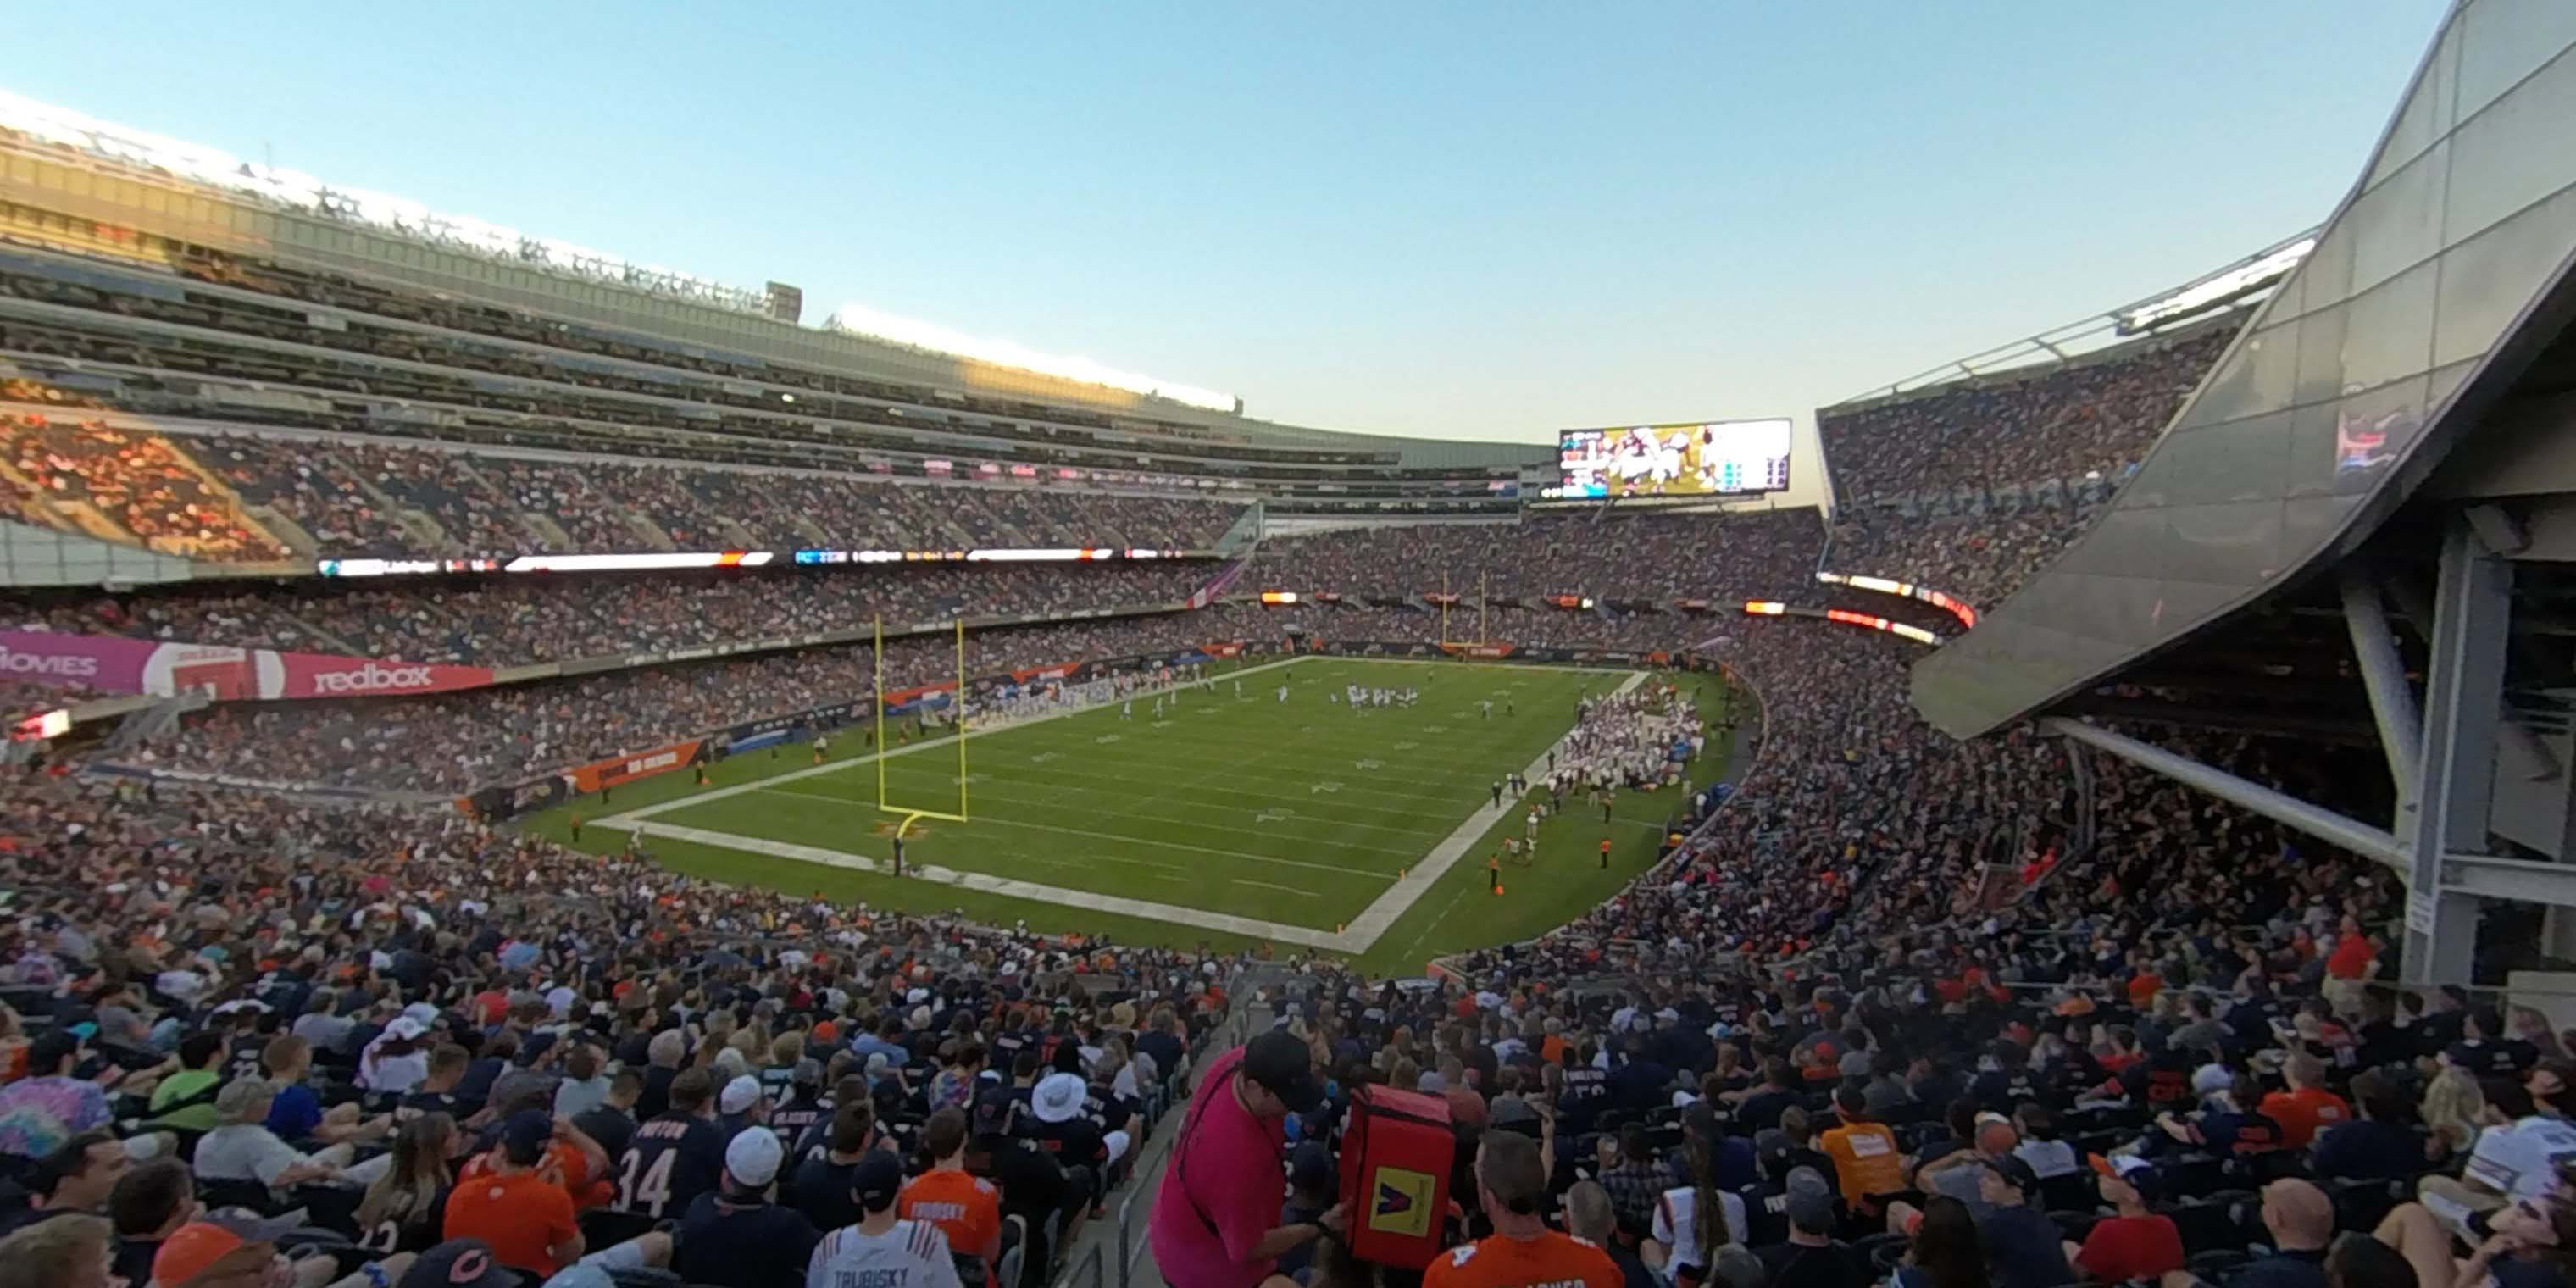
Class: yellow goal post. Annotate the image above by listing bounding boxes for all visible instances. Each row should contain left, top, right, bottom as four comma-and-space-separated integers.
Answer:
874, 616, 969, 830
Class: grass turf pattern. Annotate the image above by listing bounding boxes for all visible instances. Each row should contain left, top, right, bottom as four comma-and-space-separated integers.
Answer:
521, 658, 1732, 974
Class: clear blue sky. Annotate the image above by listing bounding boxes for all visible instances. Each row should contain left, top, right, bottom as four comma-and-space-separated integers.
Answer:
9, 2, 2443, 442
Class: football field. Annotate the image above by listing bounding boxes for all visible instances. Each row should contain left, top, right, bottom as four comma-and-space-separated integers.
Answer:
530, 657, 1733, 974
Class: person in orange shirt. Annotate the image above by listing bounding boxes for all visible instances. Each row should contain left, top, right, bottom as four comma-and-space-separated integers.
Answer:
456, 1106, 613, 1210
444, 1111, 583, 1277
1818, 1084, 1907, 1208
1426, 1131, 1621, 1288
2127, 969, 2165, 1009
898, 1108, 1002, 1285
2257, 1053, 2351, 1149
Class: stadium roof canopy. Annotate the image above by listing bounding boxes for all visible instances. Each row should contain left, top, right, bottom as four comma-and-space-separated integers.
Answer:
1910, 0, 2576, 984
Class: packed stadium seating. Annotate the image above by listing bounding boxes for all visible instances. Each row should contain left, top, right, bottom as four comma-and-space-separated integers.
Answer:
1, 398, 1247, 561
0, 142, 2497, 1288
5, 563, 1219, 666
1818, 323, 2238, 503
1825, 506, 2098, 613
1251, 509, 1825, 602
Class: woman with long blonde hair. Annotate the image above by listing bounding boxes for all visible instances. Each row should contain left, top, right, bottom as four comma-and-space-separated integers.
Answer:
2423, 1065, 2488, 1161
355, 1113, 458, 1254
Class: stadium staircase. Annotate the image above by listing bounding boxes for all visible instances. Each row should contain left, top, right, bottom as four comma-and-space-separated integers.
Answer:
514, 509, 576, 551
699, 512, 758, 549
1064, 963, 1287, 1288
106, 690, 210, 752
244, 503, 320, 558
325, 467, 454, 553
614, 507, 677, 552
447, 457, 560, 550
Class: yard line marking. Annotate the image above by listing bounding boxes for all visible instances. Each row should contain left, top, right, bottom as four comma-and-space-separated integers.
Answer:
845, 773, 1463, 845
614, 821, 1347, 948
753, 781, 1434, 852
591, 655, 1653, 956
590, 654, 1313, 830
1391, 882, 1475, 969
886, 749, 1482, 801
748, 786, 1392, 877
1338, 669, 1648, 951
1233, 880, 1318, 897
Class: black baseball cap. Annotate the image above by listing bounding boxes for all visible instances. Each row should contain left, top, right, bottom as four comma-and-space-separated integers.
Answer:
852, 1150, 905, 1213
1242, 1030, 1320, 1114
971, 1085, 1021, 1140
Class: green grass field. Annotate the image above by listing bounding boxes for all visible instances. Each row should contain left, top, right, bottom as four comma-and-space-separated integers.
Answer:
522, 657, 1732, 974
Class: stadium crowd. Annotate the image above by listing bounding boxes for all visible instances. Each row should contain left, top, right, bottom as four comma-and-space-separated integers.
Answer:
6, 563, 1219, 668
1827, 508, 2099, 617
0, 242, 2537, 1288
1, 411, 294, 563
0, 408, 1247, 562
111, 613, 1228, 793
0, 766, 1237, 1288
1251, 511, 1824, 603
1818, 325, 2236, 501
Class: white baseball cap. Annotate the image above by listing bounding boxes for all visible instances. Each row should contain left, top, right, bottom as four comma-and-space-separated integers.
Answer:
719, 1074, 762, 1115
724, 1126, 784, 1189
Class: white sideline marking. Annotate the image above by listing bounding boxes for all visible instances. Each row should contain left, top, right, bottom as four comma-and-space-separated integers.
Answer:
1337, 669, 1648, 951
750, 786, 1391, 876
591, 654, 1307, 830
592, 655, 1646, 953
757, 778, 1432, 850
613, 821, 1352, 949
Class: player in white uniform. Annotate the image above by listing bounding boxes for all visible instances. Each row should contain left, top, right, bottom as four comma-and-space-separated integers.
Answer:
1277, 685, 1289, 703
1652, 437, 1684, 489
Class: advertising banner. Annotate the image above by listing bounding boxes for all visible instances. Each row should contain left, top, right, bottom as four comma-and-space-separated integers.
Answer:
0, 631, 163, 690
565, 739, 708, 793
0, 631, 494, 702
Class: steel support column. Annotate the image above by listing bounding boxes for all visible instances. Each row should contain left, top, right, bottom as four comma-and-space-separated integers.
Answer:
2039, 717, 2404, 867
2440, 852, 2576, 906
2341, 571, 2422, 798
2405, 523, 2511, 985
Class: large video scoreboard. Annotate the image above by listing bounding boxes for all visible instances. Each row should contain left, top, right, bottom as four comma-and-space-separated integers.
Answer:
1545, 418, 1793, 499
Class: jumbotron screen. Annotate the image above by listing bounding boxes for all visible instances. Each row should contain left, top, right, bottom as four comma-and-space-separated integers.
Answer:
1546, 418, 1793, 499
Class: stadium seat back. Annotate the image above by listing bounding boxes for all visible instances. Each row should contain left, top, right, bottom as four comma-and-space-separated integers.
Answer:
2160, 1155, 2229, 1200
203, 1179, 284, 1215
2037, 1171, 2098, 1213
581, 1207, 662, 1250
286, 1182, 365, 1236
2165, 1196, 2249, 1255
2324, 1176, 2401, 1233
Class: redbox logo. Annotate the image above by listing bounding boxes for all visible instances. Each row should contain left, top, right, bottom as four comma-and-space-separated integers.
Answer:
0, 648, 101, 679
309, 662, 438, 694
